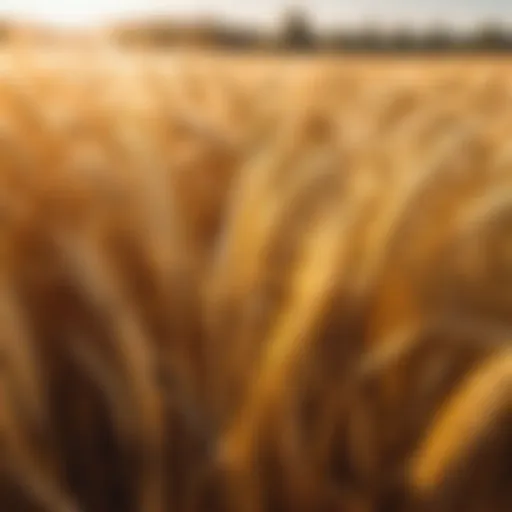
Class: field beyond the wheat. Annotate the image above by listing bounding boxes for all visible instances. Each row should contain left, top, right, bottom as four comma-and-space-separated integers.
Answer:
0, 47, 509, 512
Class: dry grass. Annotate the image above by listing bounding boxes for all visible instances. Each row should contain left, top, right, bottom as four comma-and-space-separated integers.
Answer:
0, 46, 509, 511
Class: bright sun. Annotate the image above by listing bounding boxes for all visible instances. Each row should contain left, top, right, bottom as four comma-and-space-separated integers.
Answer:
0, 0, 176, 26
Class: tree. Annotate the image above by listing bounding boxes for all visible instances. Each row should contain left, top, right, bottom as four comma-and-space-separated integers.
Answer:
280, 7, 315, 50
421, 22, 454, 51
472, 21, 510, 51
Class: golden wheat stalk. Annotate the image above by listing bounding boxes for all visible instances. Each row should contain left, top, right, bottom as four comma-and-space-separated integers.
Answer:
0, 45, 509, 512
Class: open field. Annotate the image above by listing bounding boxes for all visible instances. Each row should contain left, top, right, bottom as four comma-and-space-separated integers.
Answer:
0, 47, 509, 511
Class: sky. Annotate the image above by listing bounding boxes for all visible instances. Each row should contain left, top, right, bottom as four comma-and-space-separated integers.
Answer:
0, 1, 511, 29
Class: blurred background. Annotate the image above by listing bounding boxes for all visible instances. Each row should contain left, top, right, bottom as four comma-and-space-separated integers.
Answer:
0, 1, 512, 51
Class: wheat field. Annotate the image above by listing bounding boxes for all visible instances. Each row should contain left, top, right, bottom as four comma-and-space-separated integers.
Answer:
0, 46, 509, 511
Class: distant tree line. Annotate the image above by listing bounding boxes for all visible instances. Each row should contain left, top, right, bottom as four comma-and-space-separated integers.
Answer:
112, 10, 512, 53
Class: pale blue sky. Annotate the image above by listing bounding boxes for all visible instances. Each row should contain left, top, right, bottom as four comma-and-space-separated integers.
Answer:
0, 1, 511, 28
